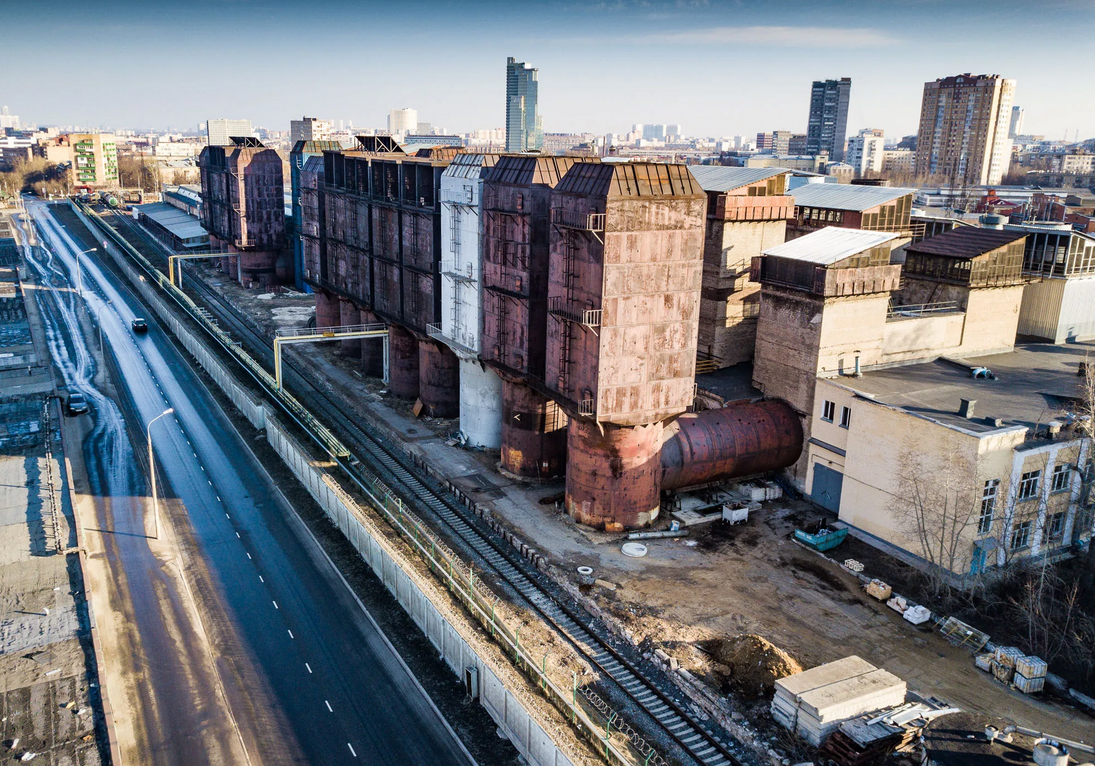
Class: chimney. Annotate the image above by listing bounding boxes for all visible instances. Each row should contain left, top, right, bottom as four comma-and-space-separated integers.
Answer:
1048, 420, 1063, 438
959, 398, 976, 419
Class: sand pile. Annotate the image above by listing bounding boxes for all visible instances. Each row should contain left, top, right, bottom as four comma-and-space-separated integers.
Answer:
705, 634, 803, 699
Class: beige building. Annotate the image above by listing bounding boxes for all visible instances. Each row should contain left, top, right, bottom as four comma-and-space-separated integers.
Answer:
915, 74, 1016, 186
69, 133, 118, 188
290, 116, 332, 144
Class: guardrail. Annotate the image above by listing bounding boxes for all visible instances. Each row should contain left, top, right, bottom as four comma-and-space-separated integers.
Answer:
72, 201, 664, 766
886, 300, 961, 319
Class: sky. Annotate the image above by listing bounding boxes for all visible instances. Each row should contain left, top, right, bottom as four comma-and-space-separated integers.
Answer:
4, 0, 1094, 141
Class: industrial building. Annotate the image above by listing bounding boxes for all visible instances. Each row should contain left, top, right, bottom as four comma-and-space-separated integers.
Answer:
290, 139, 343, 291
914, 74, 1016, 186
132, 202, 209, 251
1012, 222, 1095, 343
786, 183, 917, 240
198, 137, 287, 286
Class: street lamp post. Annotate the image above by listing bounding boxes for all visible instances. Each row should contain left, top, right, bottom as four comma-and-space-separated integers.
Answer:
75, 247, 97, 299
95, 300, 112, 349
147, 408, 175, 540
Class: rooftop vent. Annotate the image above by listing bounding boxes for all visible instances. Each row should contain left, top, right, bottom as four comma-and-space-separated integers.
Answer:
1047, 420, 1063, 438
959, 398, 976, 419
984, 416, 1004, 427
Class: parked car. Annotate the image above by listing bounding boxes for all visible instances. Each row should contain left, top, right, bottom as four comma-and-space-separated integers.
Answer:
131, 318, 148, 334
66, 392, 89, 416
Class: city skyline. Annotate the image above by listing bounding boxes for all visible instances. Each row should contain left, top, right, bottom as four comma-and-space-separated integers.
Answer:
4, 0, 1094, 141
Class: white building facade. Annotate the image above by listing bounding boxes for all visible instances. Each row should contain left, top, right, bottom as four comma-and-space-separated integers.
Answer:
845, 129, 886, 176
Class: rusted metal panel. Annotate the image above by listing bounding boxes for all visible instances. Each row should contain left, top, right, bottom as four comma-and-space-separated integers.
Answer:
314, 290, 341, 329
388, 324, 420, 399
660, 399, 803, 490
338, 298, 361, 358
418, 339, 460, 418
500, 380, 568, 479
565, 419, 663, 530
360, 309, 385, 378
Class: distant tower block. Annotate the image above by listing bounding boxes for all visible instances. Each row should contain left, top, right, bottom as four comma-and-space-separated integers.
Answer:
544, 163, 706, 529
388, 325, 420, 400
418, 339, 460, 418
500, 380, 568, 479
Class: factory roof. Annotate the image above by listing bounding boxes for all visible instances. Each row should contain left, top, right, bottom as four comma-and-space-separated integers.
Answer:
442, 153, 502, 180
556, 162, 702, 199
761, 227, 897, 264
290, 139, 344, 156
686, 166, 788, 193
789, 183, 917, 211
133, 202, 207, 243
485, 155, 588, 187
905, 227, 1027, 260
840, 342, 1093, 435
302, 155, 324, 174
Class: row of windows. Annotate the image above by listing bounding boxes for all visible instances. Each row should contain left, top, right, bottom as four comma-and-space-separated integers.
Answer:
978, 464, 1074, 542
820, 399, 851, 429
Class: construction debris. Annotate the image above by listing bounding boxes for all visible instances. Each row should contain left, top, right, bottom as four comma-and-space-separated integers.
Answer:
703, 634, 803, 699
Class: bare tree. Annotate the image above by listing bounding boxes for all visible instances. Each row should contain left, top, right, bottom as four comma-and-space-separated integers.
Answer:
1076, 359, 1095, 585
891, 436, 985, 597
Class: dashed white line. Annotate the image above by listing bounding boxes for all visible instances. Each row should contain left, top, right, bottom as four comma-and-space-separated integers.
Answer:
246, 552, 252, 560
325, 700, 332, 712
225, 512, 230, 519
348, 744, 357, 758
272, 601, 279, 610
258, 575, 264, 583
287, 629, 294, 639
235, 532, 240, 539
305, 663, 312, 674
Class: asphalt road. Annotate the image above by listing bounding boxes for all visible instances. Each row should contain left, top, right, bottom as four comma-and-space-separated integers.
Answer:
23, 201, 476, 766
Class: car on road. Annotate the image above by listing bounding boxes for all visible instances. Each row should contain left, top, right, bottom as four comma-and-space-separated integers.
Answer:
131, 318, 148, 334
66, 392, 89, 416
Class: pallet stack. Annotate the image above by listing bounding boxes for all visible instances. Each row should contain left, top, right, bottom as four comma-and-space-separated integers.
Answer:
772, 656, 907, 747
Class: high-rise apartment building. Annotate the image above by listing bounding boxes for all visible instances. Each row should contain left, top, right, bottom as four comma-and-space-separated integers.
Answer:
806, 78, 851, 161
757, 130, 795, 155
290, 116, 332, 144
505, 57, 543, 152
387, 108, 417, 136
69, 133, 118, 188
914, 73, 1016, 186
846, 129, 886, 176
206, 118, 253, 147
1009, 106, 1025, 139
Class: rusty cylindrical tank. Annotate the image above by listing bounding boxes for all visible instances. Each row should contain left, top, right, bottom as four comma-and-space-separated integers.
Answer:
418, 339, 460, 418
314, 290, 340, 329
360, 309, 384, 378
500, 380, 568, 479
387, 325, 419, 399
237, 250, 278, 287
660, 400, 803, 491
566, 419, 663, 531
338, 299, 361, 358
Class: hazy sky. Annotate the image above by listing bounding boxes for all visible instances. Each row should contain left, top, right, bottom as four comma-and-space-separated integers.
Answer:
5, 0, 1094, 140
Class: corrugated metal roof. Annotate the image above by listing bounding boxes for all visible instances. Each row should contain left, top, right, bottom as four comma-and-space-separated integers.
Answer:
789, 183, 916, 212
483, 155, 588, 188
906, 227, 1027, 259
556, 162, 702, 199
301, 155, 324, 173
134, 203, 208, 241
688, 165, 788, 192
442, 153, 503, 180
762, 227, 898, 265
290, 140, 344, 157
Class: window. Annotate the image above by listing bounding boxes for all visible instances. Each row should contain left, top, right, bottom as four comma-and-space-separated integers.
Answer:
1011, 519, 1033, 550
1018, 469, 1041, 501
839, 406, 851, 429
1047, 512, 1066, 539
979, 480, 999, 535
1051, 463, 1070, 493
821, 400, 835, 422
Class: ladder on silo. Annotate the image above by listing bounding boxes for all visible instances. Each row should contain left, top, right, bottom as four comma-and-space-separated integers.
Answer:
556, 232, 576, 394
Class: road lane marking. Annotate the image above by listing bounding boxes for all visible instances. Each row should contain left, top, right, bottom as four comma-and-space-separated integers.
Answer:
246, 552, 252, 560
236, 532, 241, 539
272, 601, 278, 610
287, 630, 294, 639
259, 575, 264, 583
348, 744, 357, 758
325, 700, 332, 712
226, 513, 230, 519
305, 663, 312, 674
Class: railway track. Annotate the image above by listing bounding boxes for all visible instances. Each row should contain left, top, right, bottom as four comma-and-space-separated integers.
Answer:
96, 207, 745, 766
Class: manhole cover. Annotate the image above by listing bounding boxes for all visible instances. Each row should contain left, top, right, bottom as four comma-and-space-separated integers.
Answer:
621, 543, 648, 558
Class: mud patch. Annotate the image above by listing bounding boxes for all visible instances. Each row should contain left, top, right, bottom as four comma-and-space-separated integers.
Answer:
700, 634, 803, 699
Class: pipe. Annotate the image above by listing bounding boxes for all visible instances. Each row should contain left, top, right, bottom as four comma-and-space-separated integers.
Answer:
660, 400, 803, 491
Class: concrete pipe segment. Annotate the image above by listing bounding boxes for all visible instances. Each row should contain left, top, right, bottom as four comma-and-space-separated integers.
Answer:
660, 399, 803, 491
238, 250, 279, 287
459, 360, 503, 448
387, 325, 420, 399
500, 380, 568, 479
359, 309, 385, 378
418, 339, 460, 418
565, 419, 664, 531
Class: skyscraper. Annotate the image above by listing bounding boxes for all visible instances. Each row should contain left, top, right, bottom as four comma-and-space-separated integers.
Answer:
914, 74, 1016, 187
1009, 106, 1025, 139
806, 78, 851, 161
505, 57, 543, 152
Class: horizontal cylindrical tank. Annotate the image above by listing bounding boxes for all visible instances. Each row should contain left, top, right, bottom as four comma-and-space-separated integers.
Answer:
459, 360, 503, 448
500, 380, 568, 479
418, 339, 459, 418
339, 299, 361, 358
660, 400, 803, 490
566, 419, 663, 531
360, 309, 384, 378
315, 291, 340, 329
388, 325, 419, 399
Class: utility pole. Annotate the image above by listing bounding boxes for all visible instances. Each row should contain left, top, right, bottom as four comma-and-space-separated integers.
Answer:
147, 408, 174, 539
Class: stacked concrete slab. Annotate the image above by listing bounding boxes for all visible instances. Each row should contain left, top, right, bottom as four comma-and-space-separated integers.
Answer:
772, 656, 906, 747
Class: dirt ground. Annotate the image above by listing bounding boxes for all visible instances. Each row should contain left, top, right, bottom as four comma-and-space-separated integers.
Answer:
182, 262, 1095, 748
